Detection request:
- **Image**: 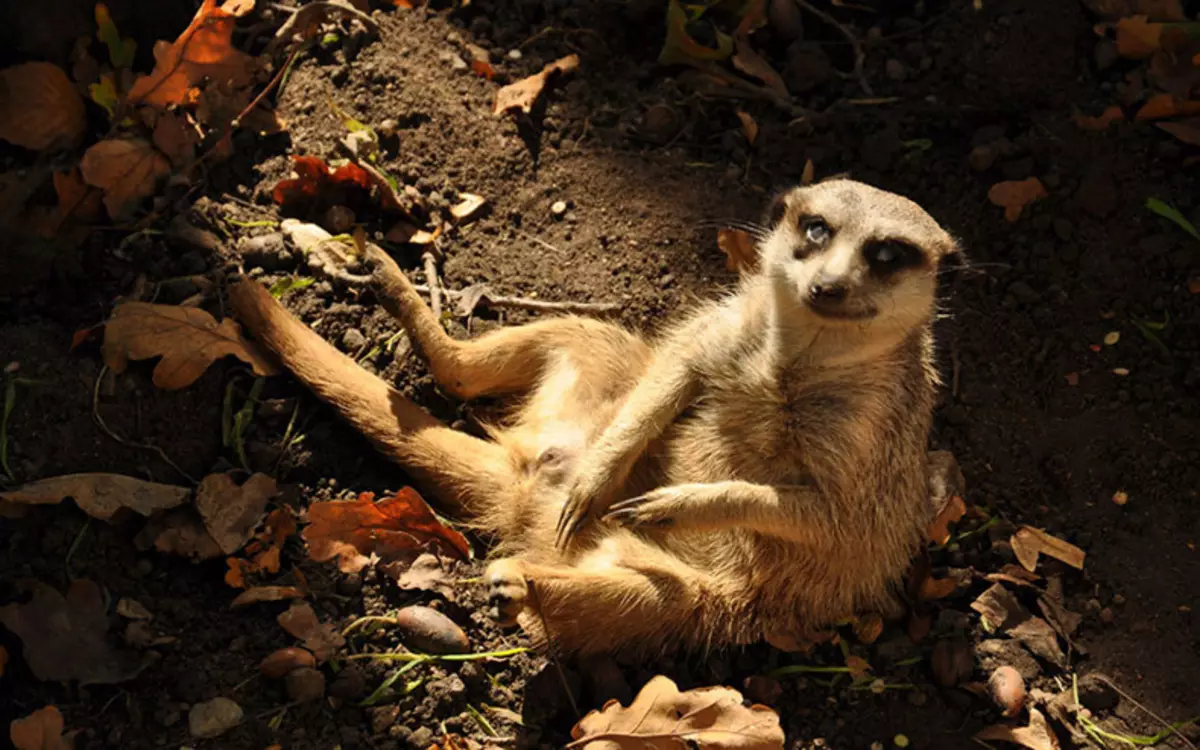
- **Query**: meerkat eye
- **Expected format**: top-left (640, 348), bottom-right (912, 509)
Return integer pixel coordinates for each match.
top-left (865, 239), bottom-right (921, 274)
top-left (800, 217), bottom-right (831, 244)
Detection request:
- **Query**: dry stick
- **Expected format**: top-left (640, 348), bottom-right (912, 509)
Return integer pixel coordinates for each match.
top-left (232, 46), bottom-right (301, 129)
top-left (1092, 675), bottom-right (1198, 750)
top-left (91, 366), bottom-right (197, 484)
top-left (792, 0), bottom-right (873, 96)
top-left (409, 284), bottom-right (622, 316)
top-left (422, 251), bottom-right (443, 321)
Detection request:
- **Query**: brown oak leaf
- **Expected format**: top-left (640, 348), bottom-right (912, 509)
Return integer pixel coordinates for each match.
top-left (975, 707), bottom-right (1061, 750)
top-left (79, 137), bottom-right (172, 221)
top-left (195, 473), bottom-right (277, 555)
top-left (102, 302), bottom-right (279, 390)
top-left (568, 674), bottom-right (784, 749)
top-left (304, 488), bottom-right (471, 574)
top-left (276, 601), bottom-right (344, 662)
top-left (0, 473), bottom-right (189, 521)
top-left (0, 63), bottom-right (86, 152)
top-left (1010, 526), bottom-right (1086, 572)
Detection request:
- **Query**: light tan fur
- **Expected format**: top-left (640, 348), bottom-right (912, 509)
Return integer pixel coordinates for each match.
top-left (229, 179), bottom-right (960, 659)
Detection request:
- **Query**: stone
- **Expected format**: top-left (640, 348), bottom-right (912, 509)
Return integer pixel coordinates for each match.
top-left (551, 200), bottom-right (568, 217)
top-left (341, 328), bottom-right (367, 351)
top-left (885, 58), bottom-right (906, 81)
top-left (188, 697), bottom-right (243, 739)
top-left (783, 42), bottom-right (832, 93)
top-left (1077, 673), bottom-right (1119, 711)
top-left (284, 667), bottom-right (326, 703)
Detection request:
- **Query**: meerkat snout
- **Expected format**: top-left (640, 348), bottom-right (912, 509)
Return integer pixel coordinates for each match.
top-left (758, 179), bottom-right (958, 327)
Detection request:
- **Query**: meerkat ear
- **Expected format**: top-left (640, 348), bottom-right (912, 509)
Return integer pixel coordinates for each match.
top-left (764, 190), bottom-right (789, 227)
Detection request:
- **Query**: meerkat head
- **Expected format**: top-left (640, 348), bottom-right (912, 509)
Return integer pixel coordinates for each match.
top-left (756, 178), bottom-right (959, 336)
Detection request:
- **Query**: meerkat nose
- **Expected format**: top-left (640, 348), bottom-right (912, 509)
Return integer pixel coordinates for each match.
top-left (808, 275), bottom-right (849, 302)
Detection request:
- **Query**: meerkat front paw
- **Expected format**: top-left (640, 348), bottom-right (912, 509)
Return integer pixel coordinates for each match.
top-left (603, 487), bottom-right (686, 529)
top-left (485, 558), bottom-right (529, 626)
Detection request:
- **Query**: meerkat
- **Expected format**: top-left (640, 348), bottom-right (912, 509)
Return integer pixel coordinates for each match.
top-left (229, 178), bottom-right (960, 658)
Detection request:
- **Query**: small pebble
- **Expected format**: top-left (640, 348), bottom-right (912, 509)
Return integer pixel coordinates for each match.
top-left (1099, 607), bottom-right (1115, 624)
top-left (507, 49), bottom-right (522, 61)
top-left (188, 698), bottom-right (243, 739)
top-left (342, 328), bottom-right (368, 351)
top-left (551, 200), bottom-right (568, 217)
top-left (885, 59), bottom-right (906, 81)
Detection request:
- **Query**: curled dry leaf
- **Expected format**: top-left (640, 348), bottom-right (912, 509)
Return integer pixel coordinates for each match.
top-left (225, 507), bottom-right (296, 588)
top-left (927, 495), bottom-right (966, 545)
top-left (717, 228), bottom-right (758, 273)
top-left (277, 601), bottom-right (344, 662)
top-left (971, 583), bottom-right (1029, 631)
top-left (231, 585), bottom-right (306, 608)
top-left (195, 473), bottom-right (277, 555)
top-left (137, 507), bottom-right (224, 560)
top-left (0, 62), bottom-right (87, 152)
top-left (126, 0), bottom-right (256, 108)
top-left (102, 302), bottom-right (279, 390)
top-left (736, 110), bottom-right (759, 147)
top-left (450, 193), bottom-right (486, 222)
top-left (383, 552), bottom-right (457, 600)
top-left (1073, 105), bottom-right (1124, 131)
top-left (0, 473), bottom-right (189, 521)
top-left (985, 564), bottom-right (1043, 588)
top-left (0, 579), bottom-right (149, 685)
top-left (303, 488), bottom-right (471, 574)
top-left (79, 138), bottom-right (172, 221)
top-left (493, 54), bottom-right (579, 116)
top-left (658, 0), bottom-right (734, 67)
top-left (988, 178), bottom-right (1049, 222)
top-left (10, 706), bottom-right (74, 750)
top-left (1010, 526), bottom-right (1085, 572)
top-left (975, 707), bottom-right (1060, 750)
top-left (568, 674), bottom-right (784, 750)
top-left (732, 38), bottom-right (788, 97)
top-left (152, 111), bottom-right (201, 169)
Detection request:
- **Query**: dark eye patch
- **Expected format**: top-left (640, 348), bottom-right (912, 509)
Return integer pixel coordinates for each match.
top-left (864, 239), bottom-right (923, 274)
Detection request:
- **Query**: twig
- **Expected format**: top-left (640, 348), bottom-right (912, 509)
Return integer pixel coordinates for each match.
top-left (793, 0), bottom-right (873, 96)
top-left (410, 284), bottom-right (621, 316)
top-left (516, 230), bottom-right (565, 255)
top-left (526, 579), bottom-right (581, 718)
top-left (1091, 675), bottom-right (1198, 750)
top-left (422, 251), bottom-right (443, 321)
top-left (92, 366), bottom-right (196, 483)
top-left (232, 46), bottom-right (300, 129)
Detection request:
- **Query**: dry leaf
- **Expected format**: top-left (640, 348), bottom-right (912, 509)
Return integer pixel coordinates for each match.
top-left (1008, 617), bottom-right (1067, 668)
top-left (126, 0), bottom-right (256, 108)
top-left (116, 598), bottom-right (153, 620)
top-left (140, 507), bottom-right (224, 560)
top-left (736, 110), bottom-right (759, 146)
top-left (568, 674), bottom-right (784, 750)
top-left (231, 585), bottom-right (306, 607)
top-left (1073, 105), bottom-right (1124, 130)
top-left (1157, 118), bottom-right (1200, 146)
top-left (10, 706), bottom-right (74, 750)
top-left (919, 575), bottom-right (958, 601)
top-left (195, 473), bottom-right (277, 555)
top-left (0, 580), bottom-right (149, 685)
top-left (1083, 0), bottom-right (1184, 20)
top-left (985, 564), bottom-right (1043, 588)
top-left (1134, 93), bottom-right (1200, 120)
top-left (800, 158), bottom-right (815, 186)
top-left (717, 228), bottom-right (758, 273)
top-left (852, 613), bottom-right (883, 645)
top-left (970, 583), bottom-right (1029, 631)
top-left (0, 473), bottom-right (189, 520)
top-left (927, 495), bottom-right (966, 545)
top-left (975, 707), bottom-right (1060, 750)
top-left (152, 111), bottom-right (200, 169)
top-left (103, 301), bottom-right (279, 390)
top-left (987, 178), bottom-right (1048, 222)
top-left (450, 193), bottom-right (486, 222)
top-left (225, 507), bottom-right (296, 587)
top-left (1115, 16), bottom-right (1162, 58)
top-left (658, 0), bottom-right (734, 67)
top-left (271, 155), bottom-right (375, 210)
top-left (79, 137), bottom-right (172, 221)
top-left (383, 552), bottom-right (457, 600)
top-left (732, 39), bottom-right (788, 97)
top-left (0, 63), bottom-right (86, 151)
top-left (303, 488), bottom-right (471, 574)
top-left (276, 601), bottom-right (344, 661)
top-left (845, 655), bottom-right (872, 680)
top-left (493, 54), bottom-right (579, 115)
top-left (1010, 526), bottom-right (1085, 572)
top-left (53, 168), bottom-right (103, 227)
top-left (470, 59), bottom-right (496, 80)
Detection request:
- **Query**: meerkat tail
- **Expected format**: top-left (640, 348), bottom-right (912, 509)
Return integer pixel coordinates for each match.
top-left (227, 278), bottom-right (441, 462)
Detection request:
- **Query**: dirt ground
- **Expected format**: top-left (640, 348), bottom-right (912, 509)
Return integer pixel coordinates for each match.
top-left (2, 0), bottom-right (1199, 748)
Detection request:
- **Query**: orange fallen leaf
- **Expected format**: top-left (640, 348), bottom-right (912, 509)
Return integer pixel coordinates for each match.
top-left (731, 38), bottom-right (788, 97)
top-left (271, 154), bottom-right (375, 209)
top-left (303, 488), bottom-right (471, 574)
top-left (920, 575), bottom-right (958, 601)
top-left (10, 706), bottom-right (74, 750)
top-left (1010, 526), bottom-right (1086, 572)
top-left (717, 227), bottom-right (758, 273)
top-left (53, 169), bottom-right (103, 227)
top-left (102, 302), bottom-right (279, 390)
top-left (736, 110), bottom-right (759, 147)
top-left (1157, 118), bottom-right (1200, 146)
top-left (0, 473), bottom-right (190, 521)
top-left (231, 585), bottom-right (306, 608)
top-left (1116, 15), bottom-right (1162, 58)
top-left (276, 601), bottom-right (344, 661)
top-left (1073, 105), bottom-right (1124, 130)
top-left (927, 495), bottom-right (967, 545)
top-left (493, 54), bottom-right (579, 116)
top-left (79, 137), bottom-right (172, 221)
top-left (987, 178), bottom-right (1048, 222)
top-left (470, 59), bottom-right (496, 81)
top-left (127, 0), bottom-right (257, 108)
top-left (1134, 93), bottom-right (1200, 120)
top-left (0, 62), bottom-right (87, 152)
